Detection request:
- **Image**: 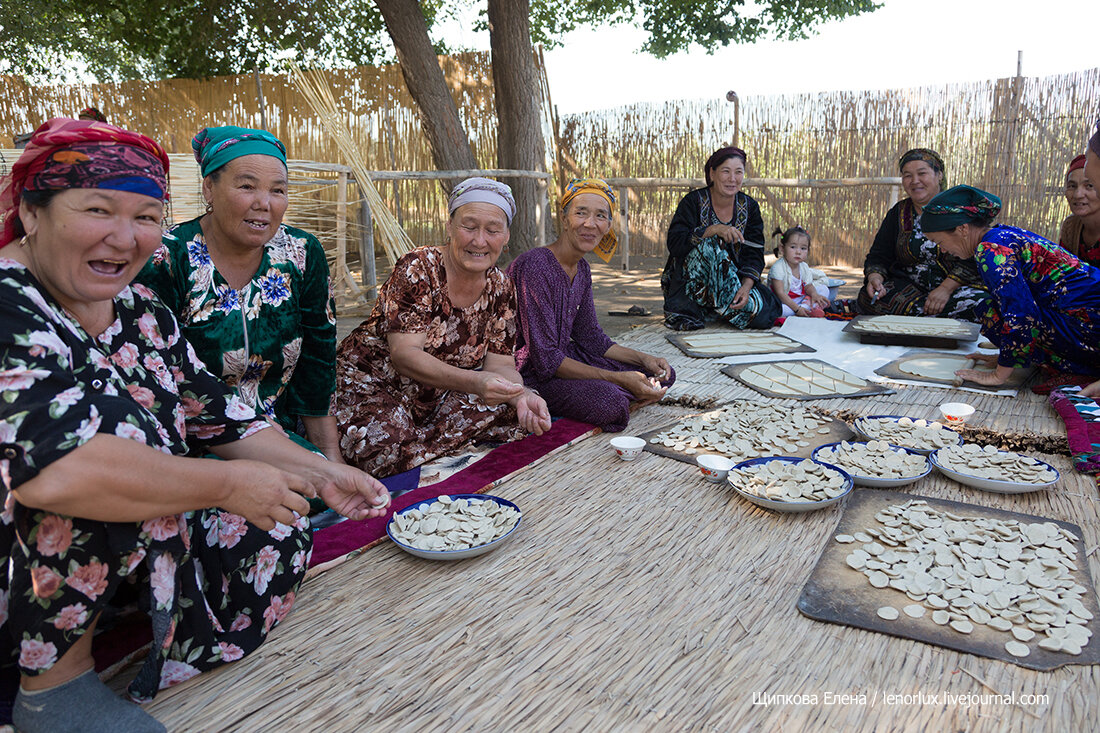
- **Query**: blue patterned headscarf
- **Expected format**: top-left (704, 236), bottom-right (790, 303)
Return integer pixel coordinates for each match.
top-left (919, 185), bottom-right (1002, 232)
top-left (192, 126), bottom-right (287, 178)
top-left (448, 177), bottom-right (516, 224)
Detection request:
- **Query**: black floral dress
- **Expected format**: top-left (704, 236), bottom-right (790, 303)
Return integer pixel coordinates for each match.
top-left (0, 260), bottom-right (311, 703)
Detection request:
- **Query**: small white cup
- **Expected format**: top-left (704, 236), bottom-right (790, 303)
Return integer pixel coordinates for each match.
top-left (696, 454), bottom-right (734, 483)
top-left (939, 402), bottom-right (975, 426)
top-left (610, 436), bottom-right (646, 461)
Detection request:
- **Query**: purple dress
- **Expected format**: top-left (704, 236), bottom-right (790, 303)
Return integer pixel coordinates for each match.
top-left (507, 247), bottom-right (675, 432)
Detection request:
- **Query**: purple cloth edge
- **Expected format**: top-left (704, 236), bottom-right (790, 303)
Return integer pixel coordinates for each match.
top-left (309, 417), bottom-right (597, 567)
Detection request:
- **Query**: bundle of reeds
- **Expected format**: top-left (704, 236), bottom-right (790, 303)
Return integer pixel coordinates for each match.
top-left (289, 63), bottom-right (416, 268)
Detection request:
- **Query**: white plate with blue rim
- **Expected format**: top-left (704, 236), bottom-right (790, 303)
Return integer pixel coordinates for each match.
top-left (728, 456), bottom-right (853, 513)
top-left (929, 450), bottom-right (1060, 494)
top-left (852, 414), bottom-right (962, 455)
top-left (811, 441), bottom-right (931, 488)
top-left (386, 494), bottom-right (523, 560)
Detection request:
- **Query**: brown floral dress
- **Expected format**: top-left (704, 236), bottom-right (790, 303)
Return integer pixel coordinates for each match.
top-left (334, 247), bottom-right (523, 476)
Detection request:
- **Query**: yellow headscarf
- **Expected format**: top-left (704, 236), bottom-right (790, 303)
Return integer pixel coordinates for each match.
top-left (561, 177), bottom-right (618, 262)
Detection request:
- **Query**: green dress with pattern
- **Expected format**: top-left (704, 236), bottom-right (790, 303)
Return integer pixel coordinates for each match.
top-left (137, 217), bottom-right (337, 442)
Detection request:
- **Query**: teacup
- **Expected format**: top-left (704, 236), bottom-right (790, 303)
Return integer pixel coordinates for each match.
top-left (938, 402), bottom-right (975, 426)
top-left (696, 454), bottom-right (734, 483)
top-left (609, 436), bottom-right (646, 461)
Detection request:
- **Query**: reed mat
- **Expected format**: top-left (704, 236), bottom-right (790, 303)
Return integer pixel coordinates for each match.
top-left (139, 402), bottom-right (1100, 731)
top-left (615, 323), bottom-right (1069, 447)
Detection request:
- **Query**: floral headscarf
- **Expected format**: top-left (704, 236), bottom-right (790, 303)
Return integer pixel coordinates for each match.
top-left (192, 126), bottom-right (287, 178)
top-left (0, 117), bottom-right (169, 248)
top-left (561, 177), bottom-right (618, 262)
top-left (919, 185), bottom-right (1002, 233)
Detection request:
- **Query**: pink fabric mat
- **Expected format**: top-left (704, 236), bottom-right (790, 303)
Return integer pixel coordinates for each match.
top-left (307, 417), bottom-right (598, 573)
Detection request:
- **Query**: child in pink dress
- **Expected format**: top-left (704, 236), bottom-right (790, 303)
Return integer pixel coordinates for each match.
top-left (768, 226), bottom-right (830, 318)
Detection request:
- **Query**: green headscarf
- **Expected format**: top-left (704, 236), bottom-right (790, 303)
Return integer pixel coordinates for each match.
top-left (919, 185), bottom-right (1002, 232)
top-left (191, 126), bottom-right (287, 178)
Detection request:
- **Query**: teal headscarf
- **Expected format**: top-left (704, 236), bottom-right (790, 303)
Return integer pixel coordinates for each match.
top-left (919, 185), bottom-right (1002, 232)
top-left (191, 126), bottom-right (287, 178)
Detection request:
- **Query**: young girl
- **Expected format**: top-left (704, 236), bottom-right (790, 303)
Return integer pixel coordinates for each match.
top-left (768, 226), bottom-right (830, 318)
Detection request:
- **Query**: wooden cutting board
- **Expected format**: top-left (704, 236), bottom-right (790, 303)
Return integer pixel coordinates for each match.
top-left (797, 490), bottom-right (1100, 671)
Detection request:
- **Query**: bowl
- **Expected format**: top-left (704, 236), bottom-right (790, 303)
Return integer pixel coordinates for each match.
top-left (811, 441), bottom-right (931, 488)
top-left (386, 494), bottom-right (522, 560)
top-left (696, 454), bottom-right (734, 483)
top-left (939, 402), bottom-right (975, 426)
top-left (929, 451), bottom-right (1060, 494)
top-left (852, 414), bottom-right (963, 455)
top-left (728, 456), bottom-right (853, 513)
top-left (610, 436), bottom-right (646, 461)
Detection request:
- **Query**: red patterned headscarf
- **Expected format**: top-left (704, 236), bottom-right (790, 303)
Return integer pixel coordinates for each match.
top-left (0, 118), bottom-right (169, 248)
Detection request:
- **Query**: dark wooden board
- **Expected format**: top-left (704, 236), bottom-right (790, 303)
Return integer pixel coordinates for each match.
top-left (874, 350), bottom-right (1034, 393)
top-left (665, 330), bottom-right (815, 359)
top-left (797, 490), bottom-right (1100, 671)
top-left (721, 359), bottom-right (894, 401)
top-left (843, 316), bottom-right (981, 349)
top-left (638, 410), bottom-right (854, 466)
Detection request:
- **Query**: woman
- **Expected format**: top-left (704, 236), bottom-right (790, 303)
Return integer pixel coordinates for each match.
top-left (661, 146), bottom-right (780, 331)
top-left (334, 178), bottom-right (551, 476)
top-left (919, 184), bottom-right (1100, 387)
top-left (138, 126), bottom-right (342, 463)
top-left (1058, 154), bottom-right (1100, 266)
top-left (859, 148), bottom-right (989, 320)
top-left (0, 119), bottom-right (389, 732)
top-left (507, 178), bottom-right (674, 432)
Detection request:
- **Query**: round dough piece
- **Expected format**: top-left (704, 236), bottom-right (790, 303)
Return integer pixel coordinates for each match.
top-left (877, 606), bottom-right (900, 620)
top-left (1005, 640), bottom-right (1031, 657)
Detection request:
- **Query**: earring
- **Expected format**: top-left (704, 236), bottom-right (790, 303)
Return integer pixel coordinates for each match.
top-left (204, 200), bottom-right (213, 214)
top-left (18, 236), bottom-right (28, 248)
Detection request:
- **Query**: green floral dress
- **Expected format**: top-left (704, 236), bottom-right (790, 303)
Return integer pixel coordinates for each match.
top-left (0, 260), bottom-right (310, 703)
top-left (137, 217), bottom-right (337, 438)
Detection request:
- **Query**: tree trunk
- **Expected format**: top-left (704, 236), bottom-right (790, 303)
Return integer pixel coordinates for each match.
top-left (374, 0), bottom-right (477, 189)
top-left (488, 0), bottom-right (547, 259)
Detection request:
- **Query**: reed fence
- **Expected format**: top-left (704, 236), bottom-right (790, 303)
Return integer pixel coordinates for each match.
top-left (559, 67), bottom-right (1100, 267)
top-left (2, 60), bottom-right (1098, 274)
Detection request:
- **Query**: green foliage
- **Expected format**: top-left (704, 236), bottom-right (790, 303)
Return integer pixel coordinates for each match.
top-left (0, 0), bottom-right (878, 82)
top-left (523, 0), bottom-right (881, 56)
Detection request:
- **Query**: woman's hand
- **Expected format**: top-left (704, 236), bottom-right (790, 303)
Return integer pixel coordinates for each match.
top-left (639, 353), bottom-right (672, 382)
top-left (730, 281), bottom-right (754, 310)
top-left (511, 390), bottom-right (551, 435)
top-left (924, 282), bottom-right (957, 315)
top-left (955, 368), bottom-right (1007, 387)
top-left (966, 352), bottom-right (999, 366)
top-left (222, 460), bottom-right (314, 531)
top-left (1082, 380), bottom-right (1100, 399)
top-left (865, 273), bottom-right (886, 301)
top-left (477, 373), bottom-right (526, 406)
top-left (312, 464), bottom-right (391, 521)
top-left (615, 370), bottom-right (669, 405)
top-left (704, 224), bottom-right (744, 244)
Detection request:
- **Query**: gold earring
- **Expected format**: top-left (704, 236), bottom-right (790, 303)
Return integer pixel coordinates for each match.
top-left (18, 236), bottom-right (28, 248)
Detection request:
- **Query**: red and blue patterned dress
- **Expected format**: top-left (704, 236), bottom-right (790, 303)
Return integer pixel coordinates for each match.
top-left (975, 225), bottom-right (1100, 376)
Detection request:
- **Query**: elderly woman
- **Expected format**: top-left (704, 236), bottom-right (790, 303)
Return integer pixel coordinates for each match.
top-left (507, 179), bottom-right (675, 432)
top-left (1058, 154), bottom-right (1100, 267)
top-left (0, 120), bottom-right (389, 733)
top-left (138, 126), bottom-right (342, 464)
top-left (334, 178), bottom-right (551, 476)
top-left (661, 146), bottom-right (780, 331)
top-left (919, 184), bottom-right (1100, 387)
top-left (859, 148), bottom-right (989, 320)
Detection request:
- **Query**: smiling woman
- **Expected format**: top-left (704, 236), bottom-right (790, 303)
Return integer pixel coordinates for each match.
top-left (507, 178), bottom-right (674, 432)
top-left (334, 177), bottom-right (551, 476)
top-left (0, 119), bottom-right (390, 733)
top-left (137, 127), bottom-right (347, 469)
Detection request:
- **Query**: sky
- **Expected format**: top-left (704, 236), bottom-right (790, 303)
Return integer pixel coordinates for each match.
top-left (443, 0), bottom-right (1100, 114)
